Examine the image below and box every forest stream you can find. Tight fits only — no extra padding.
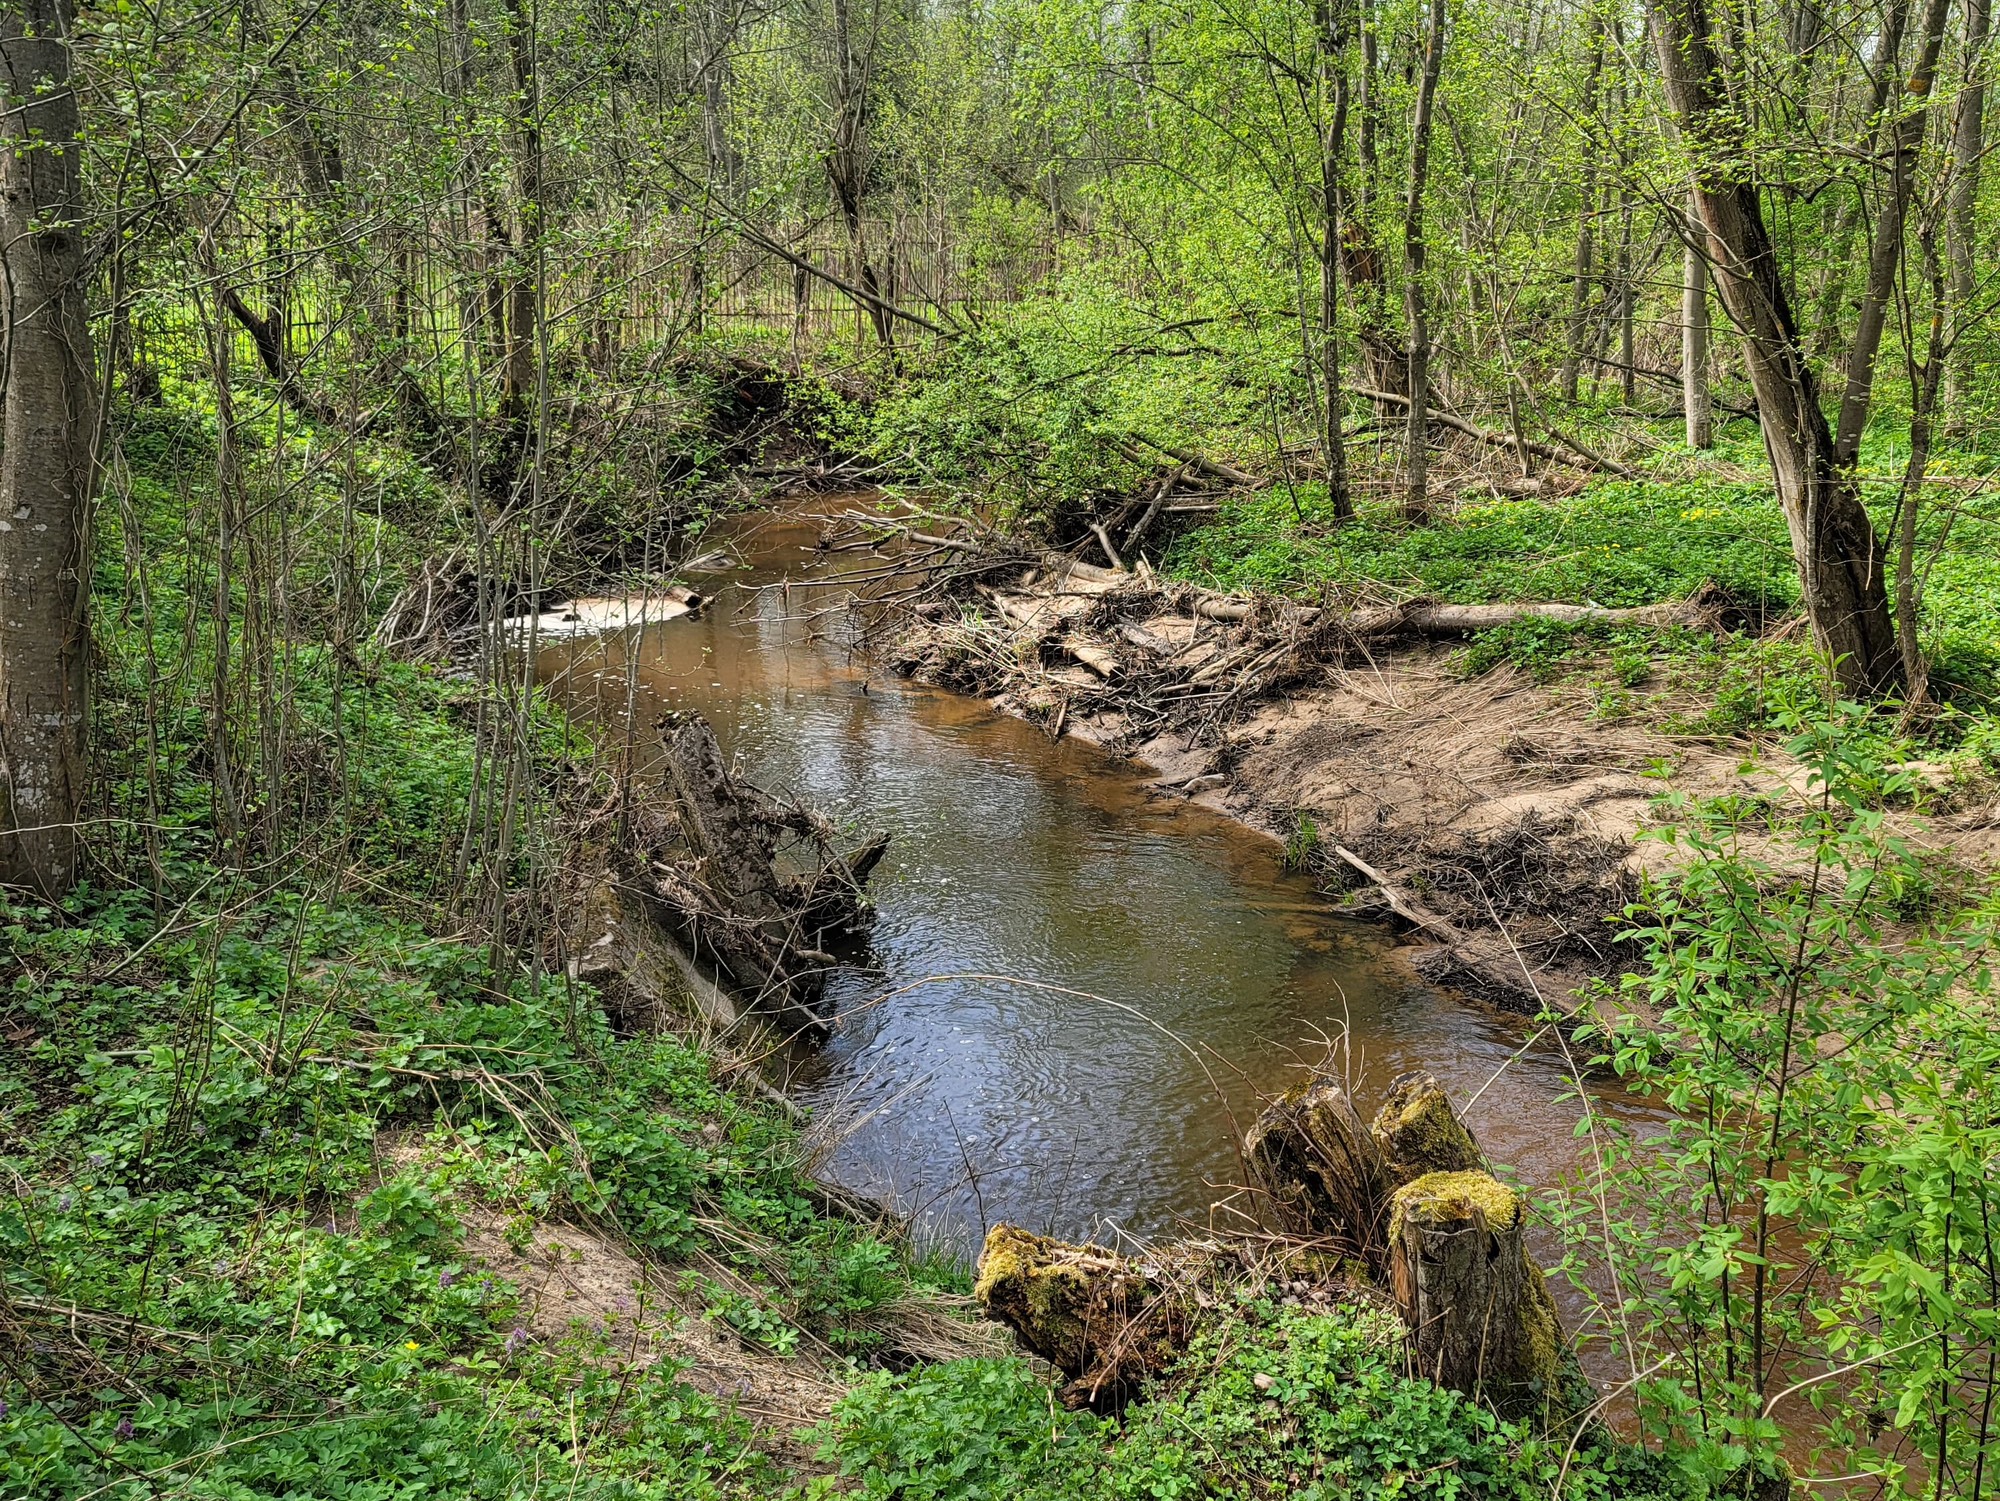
[535,501,1672,1276]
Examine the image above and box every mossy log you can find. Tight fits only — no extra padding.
[973,1225,1191,1408]
[1387,1170,1581,1422]
[1371,1069,1483,1184]
[1245,1073,1392,1266]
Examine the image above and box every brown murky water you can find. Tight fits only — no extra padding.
[536,504,1670,1266]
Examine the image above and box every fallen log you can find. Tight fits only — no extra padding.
[1089,521,1127,572]
[1062,635,1123,679]
[1332,845,1464,939]
[973,1226,1193,1407]
[1349,386,1637,477]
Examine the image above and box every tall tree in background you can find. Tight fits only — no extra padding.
[0,0,95,896]
[1400,0,1446,520]
[1317,0,1354,520]
[1650,0,1919,693]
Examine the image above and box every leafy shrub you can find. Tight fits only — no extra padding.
[824,1304,1696,1501]
[1564,706,2000,1494]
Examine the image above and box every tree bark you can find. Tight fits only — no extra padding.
[1388,1170,1575,1421]
[0,0,95,895]
[1833,0,1953,464]
[826,0,893,349]
[1346,14,1406,398]
[500,0,543,439]
[1401,0,1446,521]
[1944,0,1990,429]
[1683,194,1713,448]
[1317,0,1354,520]
[1561,15,1603,405]
[1647,0,1903,694]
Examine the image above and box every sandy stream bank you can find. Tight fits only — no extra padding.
[885,548,2000,1026]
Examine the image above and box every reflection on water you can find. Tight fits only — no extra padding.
[537,506,1668,1268]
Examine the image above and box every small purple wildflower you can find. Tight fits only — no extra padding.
[115,1416,133,1441]
[88,1152,108,1168]
[503,1326,530,1358]
[0,1398,10,1420]
[55,1192,71,1212]
[437,1268,457,1289]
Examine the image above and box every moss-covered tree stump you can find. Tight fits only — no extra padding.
[1386,1169,1580,1422]
[1371,1069,1483,1183]
[973,1225,1190,1407]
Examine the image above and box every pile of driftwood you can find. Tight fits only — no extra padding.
[975,1068,1588,1425]
[616,713,887,1036]
[889,548,1719,746]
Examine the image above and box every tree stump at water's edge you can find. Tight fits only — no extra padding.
[1387,1169,1576,1422]
[1245,1074,1392,1267]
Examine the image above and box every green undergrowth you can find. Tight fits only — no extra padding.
[817,1302,1705,1501]
[0,848,956,1497]
[0,394,953,1497]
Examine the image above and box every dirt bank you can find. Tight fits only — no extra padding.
[884,550,2000,1021]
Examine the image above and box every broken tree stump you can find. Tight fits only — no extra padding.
[1245,1073,1392,1268]
[1386,1169,1579,1422]
[973,1225,1191,1408]
[1371,1069,1483,1184]
[623,712,886,1034]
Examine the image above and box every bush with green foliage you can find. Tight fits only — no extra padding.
[1559,706,2000,1495]
[822,1302,1700,1501]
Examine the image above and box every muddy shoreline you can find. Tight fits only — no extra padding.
[876,539,1995,1029]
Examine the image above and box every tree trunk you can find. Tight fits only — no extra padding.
[1648,0,1902,694]
[1346,15,1406,398]
[0,0,95,896]
[1944,0,1990,430]
[500,0,543,437]
[1246,1073,1391,1267]
[1401,0,1446,521]
[1388,1170,1575,1422]
[1683,195,1713,448]
[1318,0,1353,520]
[826,0,893,349]
[1833,0,1952,463]
[1561,15,1603,405]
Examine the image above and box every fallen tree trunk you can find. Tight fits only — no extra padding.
[973,1225,1194,1407]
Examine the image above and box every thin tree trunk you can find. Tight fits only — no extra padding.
[0,0,95,895]
[501,0,543,438]
[1944,0,1990,430]
[1648,0,1902,693]
[826,0,893,349]
[1562,15,1603,404]
[1318,0,1353,520]
[1683,194,1713,448]
[1808,4,1912,358]
[1896,219,1946,707]
[1401,0,1447,521]
[1834,0,1953,463]
[1346,10,1404,398]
